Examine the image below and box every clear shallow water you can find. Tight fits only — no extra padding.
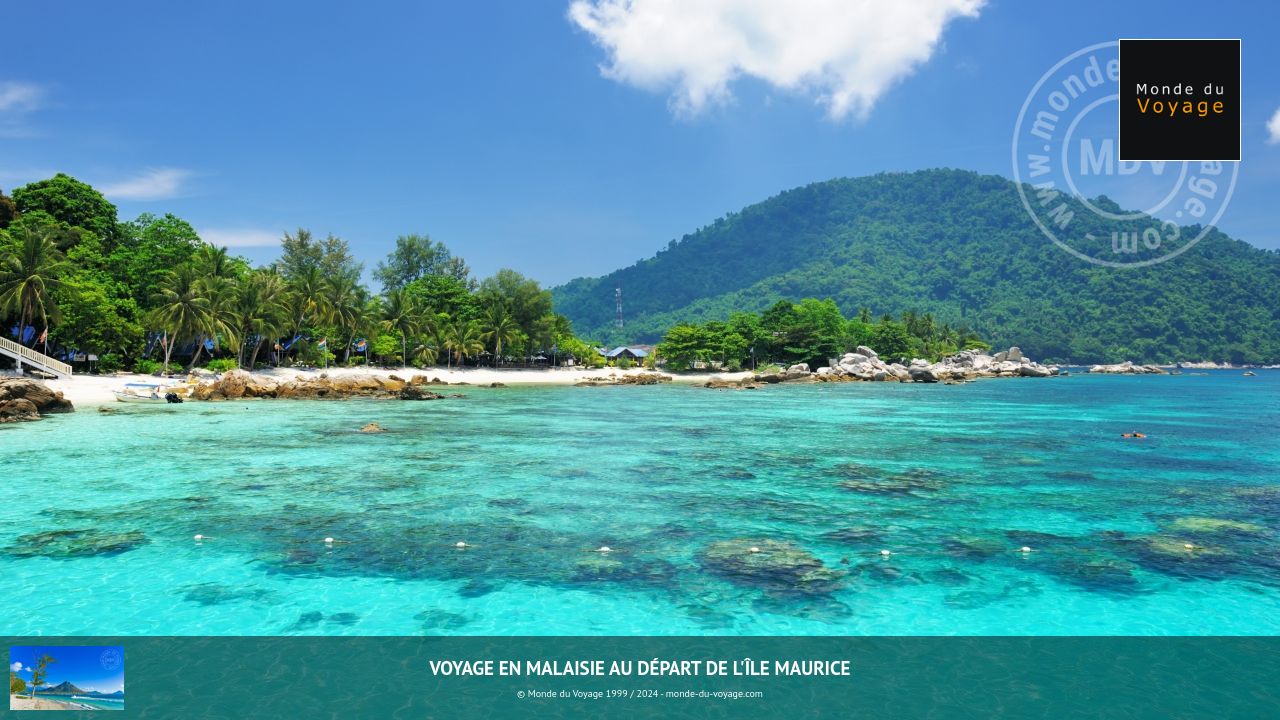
[2,371,1278,636]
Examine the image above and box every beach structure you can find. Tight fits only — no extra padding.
[0,336,73,378]
[602,346,651,362]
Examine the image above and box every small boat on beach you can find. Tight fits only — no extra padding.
[113,382,183,403]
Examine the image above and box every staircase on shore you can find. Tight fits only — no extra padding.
[0,335,73,378]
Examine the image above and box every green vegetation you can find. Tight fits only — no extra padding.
[657,299,987,371]
[554,169,1280,364]
[10,671,25,695]
[0,175,596,372]
[29,653,54,699]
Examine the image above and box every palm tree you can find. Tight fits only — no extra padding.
[380,288,421,369]
[233,269,290,369]
[149,265,212,369]
[325,275,366,364]
[444,318,484,368]
[480,303,521,368]
[288,265,329,341]
[0,227,70,347]
[187,274,238,369]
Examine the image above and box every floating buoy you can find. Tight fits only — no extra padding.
[324,537,335,544]
[748,546,761,553]
[597,546,613,553]
[879,549,892,557]
[455,541,469,548]
[1020,546,1032,553]
[1183,543,1195,550]
[193,534,205,541]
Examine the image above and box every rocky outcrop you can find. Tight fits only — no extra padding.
[754,346,1059,385]
[190,370,446,401]
[1088,361,1167,375]
[0,378,74,422]
[576,372,673,386]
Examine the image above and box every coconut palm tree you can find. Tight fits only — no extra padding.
[233,269,290,369]
[380,287,421,369]
[149,265,212,369]
[444,318,484,368]
[480,303,521,368]
[187,273,238,369]
[0,227,70,347]
[325,275,366,364]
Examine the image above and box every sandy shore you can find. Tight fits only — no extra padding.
[10,693,95,710]
[39,366,755,407]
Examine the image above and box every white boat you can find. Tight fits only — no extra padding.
[113,383,181,403]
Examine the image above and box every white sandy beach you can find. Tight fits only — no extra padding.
[40,366,755,407]
[9,693,95,710]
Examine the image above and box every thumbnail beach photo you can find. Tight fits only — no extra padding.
[9,646,124,711]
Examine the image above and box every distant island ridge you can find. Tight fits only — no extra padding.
[552,169,1280,365]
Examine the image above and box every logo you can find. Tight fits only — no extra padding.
[1012,41,1238,267]
[100,647,122,671]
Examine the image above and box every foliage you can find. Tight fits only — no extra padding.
[657,299,984,370]
[96,352,123,373]
[133,358,163,375]
[206,358,237,372]
[11,173,118,247]
[554,169,1280,364]
[10,671,25,694]
[374,234,473,292]
[0,175,605,373]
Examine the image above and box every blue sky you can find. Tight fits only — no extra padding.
[10,645,125,693]
[1,1,1277,287]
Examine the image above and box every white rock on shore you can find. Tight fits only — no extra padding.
[1088,361,1167,375]
[737,347,1060,386]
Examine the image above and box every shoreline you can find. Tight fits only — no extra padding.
[39,366,757,407]
[10,693,97,710]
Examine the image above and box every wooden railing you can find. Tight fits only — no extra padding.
[0,335,73,377]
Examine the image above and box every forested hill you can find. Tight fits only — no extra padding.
[551,169,1280,364]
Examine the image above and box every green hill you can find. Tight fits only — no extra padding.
[552,169,1280,364]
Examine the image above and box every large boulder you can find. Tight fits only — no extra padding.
[908,365,940,383]
[786,363,810,375]
[855,346,878,359]
[0,378,74,422]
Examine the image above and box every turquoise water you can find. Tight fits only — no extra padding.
[2,371,1278,636]
[65,695,124,710]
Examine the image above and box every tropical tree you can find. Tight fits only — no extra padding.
[29,653,55,700]
[0,227,71,347]
[324,274,366,363]
[480,303,521,367]
[148,265,213,369]
[380,287,421,368]
[442,318,483,369]
[232,269,290,369]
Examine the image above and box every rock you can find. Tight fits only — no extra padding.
[1007,346,1023,361]
[856,346,878,359]
[398,385,444,400]
[359,422,386,433]
[1089,361,1168,375]
[489,382,506,388]
[787,363,810,374]
[0,397,40,422]
[0,378,74,422]
[1018,364,1052,377]
[908,365,939,383]
[700,538,845,595]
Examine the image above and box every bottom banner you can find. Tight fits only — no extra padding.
[4,637,1277,719]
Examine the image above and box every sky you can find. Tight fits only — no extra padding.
[10,645,125,694]
[1,1,1277,288]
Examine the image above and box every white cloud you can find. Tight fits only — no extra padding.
[100,168,193,201]
[1268,106,1280,144]
[568,0,984,120]
[0,82,43,112]
[198,228,282,248]
[10,661,22,672]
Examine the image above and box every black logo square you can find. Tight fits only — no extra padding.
[1119,39,1240,161]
